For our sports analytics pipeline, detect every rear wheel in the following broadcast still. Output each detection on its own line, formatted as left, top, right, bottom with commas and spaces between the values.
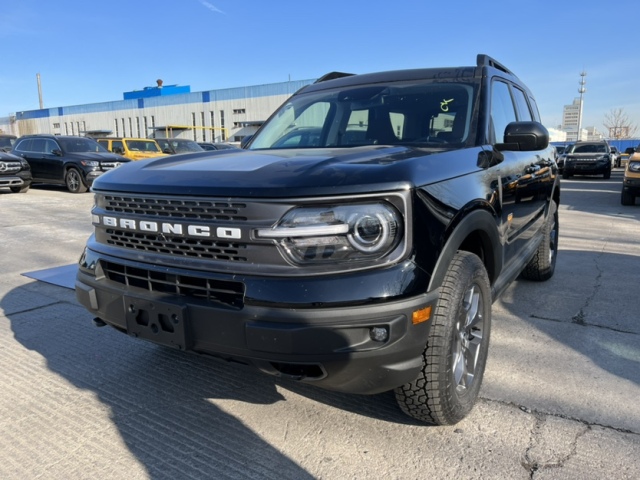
522, 200, 558, 281
603, 169, 611, 179
395, 252, 491, 425
65, 168, 87, 193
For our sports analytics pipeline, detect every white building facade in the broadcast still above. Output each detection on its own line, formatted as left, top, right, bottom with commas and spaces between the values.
1, 79, 316, 143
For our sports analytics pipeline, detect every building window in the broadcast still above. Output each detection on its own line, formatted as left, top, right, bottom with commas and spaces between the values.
201, 112, 206, 141
233, 108, 246, 114
136, 117, 141, 137
115, 119, 119, 137
192, 112, 197, 140
65, 122, 69, 135
53, 123, 60, 129
220, 110, 226, 141
210, 112, 216, 141
122, 118, 126, 137
128, 118, 133, 138
143, 117, 148, 137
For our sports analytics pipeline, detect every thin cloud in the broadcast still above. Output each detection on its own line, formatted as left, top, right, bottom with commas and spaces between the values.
198, 0, 225, 14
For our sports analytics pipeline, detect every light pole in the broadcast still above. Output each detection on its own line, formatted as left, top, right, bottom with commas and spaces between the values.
576, 71, 586, 141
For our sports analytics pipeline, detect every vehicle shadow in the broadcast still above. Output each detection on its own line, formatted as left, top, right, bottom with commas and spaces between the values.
3, 283, 315, 479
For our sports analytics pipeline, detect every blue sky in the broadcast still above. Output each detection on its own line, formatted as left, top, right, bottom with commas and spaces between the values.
1, 0, 638, 135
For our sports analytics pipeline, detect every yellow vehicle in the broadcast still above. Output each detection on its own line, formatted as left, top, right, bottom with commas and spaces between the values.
96, 137, 168, 161
621, 151, 640, 205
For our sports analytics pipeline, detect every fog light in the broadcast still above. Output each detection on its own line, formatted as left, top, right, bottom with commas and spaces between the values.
370, 326, 389, 342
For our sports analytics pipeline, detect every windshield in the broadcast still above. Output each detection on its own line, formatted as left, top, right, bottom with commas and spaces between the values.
0, 137, 16, 149
570, 144, 608, 154
125, 139, 162, 152
157, 139, 203, 153
248, 80, 475, 150
58, 137, 109, 153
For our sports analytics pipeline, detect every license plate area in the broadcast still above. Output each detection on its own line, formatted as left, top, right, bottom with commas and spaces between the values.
124, 296, 189, 350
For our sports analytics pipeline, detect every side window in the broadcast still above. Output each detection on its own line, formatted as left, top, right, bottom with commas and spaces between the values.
512, 87, 533, 122
113, 140, 124, 152
44, 139, 58, 153
15, 139, 33, 152
490, 80, 517, 143
31, 138, 47, 153
528, 96, 541, 122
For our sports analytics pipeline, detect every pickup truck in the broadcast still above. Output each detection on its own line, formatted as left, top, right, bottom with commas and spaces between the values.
75, 54, 560, 425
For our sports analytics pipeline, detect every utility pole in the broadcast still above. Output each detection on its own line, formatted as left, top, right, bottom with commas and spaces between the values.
36, 73, 44, 110
576, 71, 586, 141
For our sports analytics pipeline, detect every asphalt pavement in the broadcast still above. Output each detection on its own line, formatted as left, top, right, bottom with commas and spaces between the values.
1, 171, 638, 479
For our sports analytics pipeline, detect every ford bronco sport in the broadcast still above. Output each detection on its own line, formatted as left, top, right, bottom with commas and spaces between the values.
76, 55, 560, 425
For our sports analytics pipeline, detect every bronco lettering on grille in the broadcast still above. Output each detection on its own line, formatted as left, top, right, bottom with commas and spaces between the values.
96, 215, 242, 239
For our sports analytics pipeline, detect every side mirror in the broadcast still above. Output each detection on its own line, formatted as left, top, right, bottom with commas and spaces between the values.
498, 121, 549, 151
163, 148, 173, 154
52, 149, 63, 156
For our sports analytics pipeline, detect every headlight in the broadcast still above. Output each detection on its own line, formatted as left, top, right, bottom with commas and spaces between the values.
80, 160, 100, 167
20, 159, 30, 169
629, 161, 640, 172
257, 202, 403, 264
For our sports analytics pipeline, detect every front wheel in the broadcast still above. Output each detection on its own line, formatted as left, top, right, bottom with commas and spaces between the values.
10, 185, 30, 193
621, 189, 635, 206
395, 252, 491, 425
65, 168, 87, 193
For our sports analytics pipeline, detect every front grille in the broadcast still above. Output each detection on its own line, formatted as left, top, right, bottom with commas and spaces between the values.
0, 162, 21, 173
101, 260, 245, 308
102, 194, 248, 221
105, 229, 248, 261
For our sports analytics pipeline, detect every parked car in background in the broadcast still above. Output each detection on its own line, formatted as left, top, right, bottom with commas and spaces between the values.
0, 134, 17, 153
620, 146, 638, 166
561, 141, 613, 179
553, 143, 572, 173
621, 151, 640, 205
11, 135, 129, 193
197, 142, 240, 151
609, 146, 620, 168
155, 138, 204, 154
0, 150, 32, 193
96, 137, 168, 161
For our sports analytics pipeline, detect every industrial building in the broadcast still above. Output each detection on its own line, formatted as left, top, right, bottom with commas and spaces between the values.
0, 78, 316, 143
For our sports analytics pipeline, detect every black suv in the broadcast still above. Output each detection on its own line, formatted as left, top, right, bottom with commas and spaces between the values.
0, 150, 32, 193
562, 141, 613, 179
76, 55, 560, 425
12, 135, 129, 193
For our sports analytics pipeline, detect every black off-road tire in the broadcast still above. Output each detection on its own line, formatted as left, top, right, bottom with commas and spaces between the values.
394, 251, 491, 425
562, 170, 571, 179
65, 167, 88, 193
621, 189, 635, 206
10, 185, 30, 193
603, 169, 611, 179
521, 200, 558, 281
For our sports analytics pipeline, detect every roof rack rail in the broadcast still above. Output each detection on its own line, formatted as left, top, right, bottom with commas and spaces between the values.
314, 72, 355, 83
476, 54, 515, 76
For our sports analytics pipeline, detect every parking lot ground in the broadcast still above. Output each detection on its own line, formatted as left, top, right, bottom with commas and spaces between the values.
1, 174, 639, 479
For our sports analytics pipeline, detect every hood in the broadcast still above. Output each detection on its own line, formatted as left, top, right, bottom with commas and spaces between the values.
92, 145, 482, 197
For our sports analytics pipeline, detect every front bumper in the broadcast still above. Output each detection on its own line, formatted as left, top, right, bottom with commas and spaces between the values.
0, 173, 31, 188
622, 176, 640, 195
75, 249, 438, 394
564, 160, 610, 175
